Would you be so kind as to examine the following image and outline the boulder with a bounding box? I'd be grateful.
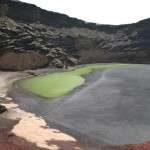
[0,105,7,114]
[51,58,63,68]
[24,70,37,76]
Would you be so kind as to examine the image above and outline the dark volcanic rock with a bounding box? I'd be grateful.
[0,0,150,70]
[0,105,7,114]
[51,58,63,68]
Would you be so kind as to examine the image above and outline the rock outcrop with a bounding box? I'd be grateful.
[0,105,7,114]
[0,52,49,70]
[0,0,150,70]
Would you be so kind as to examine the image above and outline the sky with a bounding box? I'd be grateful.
[20,0,150,25]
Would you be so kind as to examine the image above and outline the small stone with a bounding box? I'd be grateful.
[8,131,15,137]
[5,97,12,101]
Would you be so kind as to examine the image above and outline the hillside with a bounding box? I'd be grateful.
[0,0,150,70]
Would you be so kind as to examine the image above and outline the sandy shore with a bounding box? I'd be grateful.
[0,69,103,150]
[0,69,80,150]
[1,67,150,150]
[0,71,45,150]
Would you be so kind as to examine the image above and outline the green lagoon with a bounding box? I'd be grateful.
[17,64,128,98]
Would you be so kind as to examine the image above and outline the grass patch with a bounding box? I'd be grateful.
[17,63,129,98]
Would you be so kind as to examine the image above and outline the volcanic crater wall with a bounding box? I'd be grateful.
[0,0,150,70]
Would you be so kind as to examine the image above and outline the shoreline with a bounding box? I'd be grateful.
[1,66,150,150]
[0,69,87,150]
[0,68,104,150]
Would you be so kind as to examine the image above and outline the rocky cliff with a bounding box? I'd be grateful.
[0,0,150,70]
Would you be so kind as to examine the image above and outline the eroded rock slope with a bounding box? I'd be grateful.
[0,0,150,70]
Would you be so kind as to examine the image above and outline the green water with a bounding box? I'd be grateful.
[17,63,128,98]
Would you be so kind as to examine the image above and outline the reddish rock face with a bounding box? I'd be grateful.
[123,141,150,150]
[0,52,49,71]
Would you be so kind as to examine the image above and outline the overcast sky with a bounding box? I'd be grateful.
[20,0,150,25]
